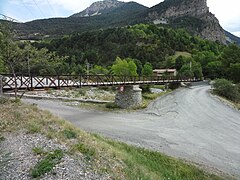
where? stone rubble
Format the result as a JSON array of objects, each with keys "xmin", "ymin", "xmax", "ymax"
[{"xmin": 0, "ymin": 132, "xmax": 110, "ymax": 180}]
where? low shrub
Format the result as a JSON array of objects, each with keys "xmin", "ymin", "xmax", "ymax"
[
  {"xmin": 140, "ymin": 85, "xmax": 152, "ymax": 93},
  {"xmin": 213, "ymin": 79, "xmax": 240, "ymax": 103},
  {"xmin": 168, "ymin": 82, "xmax": 181, "ymax": 90}
]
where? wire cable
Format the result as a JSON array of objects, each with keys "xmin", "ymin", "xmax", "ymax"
[
  {"xmin": 21, "ymin": 0, "xmax": 38, "ymax": 21},
  {"xmin": 46, "ymin": 0, "xmax": 57, "ymax": 16},
  {"xmin": 32, "ymin": 0, "xmax": 46, "ymax": 18}
]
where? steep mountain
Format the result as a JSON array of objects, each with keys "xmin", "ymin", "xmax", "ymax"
[
  {"xmin": 71, "ymin": 0, "xmax": 125, "ymax": 17},
  {"xmin": 8, "ymin": 0, "xmax": 237, "ymax": 44},
  {"xmin": 11, "ymin": 1, "xmax": 147, "ymax": 40},
  {"xmin": 224, "ymin": 30, "xmax": 240, "ymax": 45},
  {"xmin": 145, "ymin": 0, "xmax": 226, "ymax": 43}
]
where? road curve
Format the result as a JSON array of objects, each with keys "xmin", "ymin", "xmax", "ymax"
[{"xmin": 23, "ymin": 84, "xmax": 240, "ymax": 177}]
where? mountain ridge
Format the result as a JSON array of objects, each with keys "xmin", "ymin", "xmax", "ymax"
[
  {"xmin": 144, "ymin": 0, "xmax": 226, "ymax": 43},
  {"xmin": 6, "ymin": 0, "xmax": 240, "ymax": 44},
  {"xmin": 71, "ymin": 0, "xmax": 125, "ymax": 17}
]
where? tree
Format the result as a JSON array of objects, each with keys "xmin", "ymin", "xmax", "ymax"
[
  {"xmin": 175, "ymin": 56, "xmax": 186, "ymax": 71},
  {"xmin": 229, "ymin": 63, "xmax": 240, "ymax": 83},
  {"xmin": 192, "ymin": 61, "xmax": 203, "ymax": 79},
  {"xmin": 142, "ymin": 62, "xmax": 153, "ymax": 76},
  {"xmin": 91, "ymin": 65, "xmax": 109, "ymax": 75},
  {"xmin": 111, "ymin": 57, "xmax": 137, "ymax": 76},
  {"xmin": 177, "ymin": 64, "xmax": 194, "ymax": 78},
  {"xmin": 206, "ymin": 61, "xmax": 224, "ymax": 79},
  {"xmin": 127, "ymin": 59, "xmax": 138, "ymax": 76},
  {"xmin": 0, "ymin": 23, "xmax": 24, "ymax": 98},
  {"xmin": 133, "ymin": 59, "xmax": 143, "ymax": 76}
]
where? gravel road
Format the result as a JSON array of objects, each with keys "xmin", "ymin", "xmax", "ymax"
[{"xmin": 23, "ymin": 83, "xmax": 240, "ymax": 178}]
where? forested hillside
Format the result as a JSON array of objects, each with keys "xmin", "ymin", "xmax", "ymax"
[
  {"xmin": 1, "ymin": 23, "xmax": 240, "ymax": 82},
  {"xmin": 33, "ymin": 24, "xmax": 240, "ymax": 81}
]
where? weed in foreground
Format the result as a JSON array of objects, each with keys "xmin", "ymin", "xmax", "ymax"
[
  {"xmin": 26, "ymin": 122, "xmax": 41, "ymax": 134},
  {"xmin": 32, "ymin": 147, "xmax": 45, "ymax": 155},
  {"xmin": 30, "ymin": 149, "xmax": 64, "ymax": 178},
  {"xmin": 61, "ymin": 129, "xmax": 77, "ymax": 139},
  {"xmin": 0, "ymin": 135, "xmax": 5, "ymax": 142},
  {"xmin": 72, "ymin": 143, "xmax": 95, "ymax": 160}
]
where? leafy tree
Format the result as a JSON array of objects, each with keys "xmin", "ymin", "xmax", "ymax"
[
  {"xmin": 229, "ymin": 63, "xmax": 240, "ymax": 83},
  {"xmin": 221, "ymin": 44, "xmax": 240, "ymax": 67},
  {"xmin": 133, "ymin": 59, "xmax": 143, "ymax": 75},
  {"xmin": 191, "ymin": 61, "xmax": 203, "ymax": 79},
  {"xmin": 206, "ymin": 61, "xmax": 224, "ymax": 79},
  {"xmin": 175, "ymin": 56, "xmax": 186, "ymax": 71},
  {"xmin": 142, "ymin": 62, "xmax": 153, "ymax": 76},
  {"xmin": 177, "ymin": 64, "xmax": 194, "ymax": 78},
  {"xmin": 127, "ymin": 59, "xmax": 138, "ymax": 76},
  {"xmin": 91, "ymin": 65, "xmax": 109, "ymax": 75},
  {"xmin": 111, "ymin": 57, "xmax": 137, "ymax": 76}
]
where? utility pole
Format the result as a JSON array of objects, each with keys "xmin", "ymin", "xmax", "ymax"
[{"xmin": 86, "ymin": 62, "xmax": 90, "ymax": 76}]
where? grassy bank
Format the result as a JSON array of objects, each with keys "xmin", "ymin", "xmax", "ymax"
[
  {"xmin": 212, "ymin": 79, "xmax": 240, "ymax": 110},
  {"xmin": 0, "ymin": 98, "xmax": 224, "ymax": 179}
]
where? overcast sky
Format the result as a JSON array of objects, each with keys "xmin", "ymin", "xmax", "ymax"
[{"xmin": 1, "ymin": 0, "xmax": 240, "ymax": 37}]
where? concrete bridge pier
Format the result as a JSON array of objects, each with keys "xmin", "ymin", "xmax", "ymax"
[{"xmin": 115, "ymin": 85, "xmax": 142, "ymax": 109}]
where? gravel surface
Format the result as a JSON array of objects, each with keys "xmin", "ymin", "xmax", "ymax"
[
  {"xmin": 23, "ymin": 83, "xmax": 240, "ymax": 178},
  {"xmin": 0, "ymin": 132, "xmax": 109, "ymax": 180}
]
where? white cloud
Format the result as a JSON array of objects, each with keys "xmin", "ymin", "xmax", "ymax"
[
  {"xmin": 48, "ymin": 0, "xmax": 92, "ymax": 12},
  {"xmin": 207, "ymin": 0, "xmax": 240, "ymax": 31},
  {"xmin": 232, "ymin": 31, "xmax": 240, "ymax": 37},
  {"xmin": 121, "ymin": 0, "xmax": 163, "ymax": 8}
]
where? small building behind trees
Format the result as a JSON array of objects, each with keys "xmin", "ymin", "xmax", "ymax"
[{"xmin": 153, "ymin": 69, "xmax": 177, "ymax": 77}]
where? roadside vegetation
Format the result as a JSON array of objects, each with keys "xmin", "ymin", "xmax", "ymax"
[
  {"xmin": 212, "ymin": 79, "xmax": 240, "ymax": 109},
  {"xmin": 0, "ymin": 98, "xmax": 224, "ymax": 179}
]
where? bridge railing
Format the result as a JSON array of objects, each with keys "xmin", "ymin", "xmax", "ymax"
[{"xmin": 0, "ymin": 74, "xmax": 201, "ymax": 91}]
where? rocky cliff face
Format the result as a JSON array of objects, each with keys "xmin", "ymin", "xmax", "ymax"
[
  {"xmin": 71, "ymin": 0, "xmax": 125, "ymax": 17},
  {"xmin": 147, "ymin": 0, "xmax": 226, "ymax": 43}
]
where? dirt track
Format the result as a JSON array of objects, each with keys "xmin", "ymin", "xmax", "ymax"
[{"xmin": 23, "ymin": 83, "xmax": 240, "ymax": 178}]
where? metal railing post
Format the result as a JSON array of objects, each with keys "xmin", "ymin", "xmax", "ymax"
[
  {"xmin": 31, "ymin": 75, "xmax": 33, "ymax": 90},
  {"xmin": 79, "ymin": 75, "xmax": 82, "ymax": 88}
]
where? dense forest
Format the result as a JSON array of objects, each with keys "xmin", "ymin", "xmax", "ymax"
[{"xmin": 1, "ymin": 23, "xmax": 240, "ymax": 83}]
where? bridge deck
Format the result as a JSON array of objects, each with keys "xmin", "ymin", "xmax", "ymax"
[{"xmin": 0, "ymin": 74, "xmax": 201, "ymax": 91}]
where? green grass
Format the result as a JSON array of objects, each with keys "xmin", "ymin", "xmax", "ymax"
[
  {"xmin": 61, "ymin": 129, "xmax": 77, "ymax": 139},
  {"xmin": 71, "ymin": 143, "xmax": 96, "ymax": 160},
  {"xmin": 105, "ymin": 102, "xmax": 119, "ymax": 109},
  {"xmin": 32, "ymin": 147, "xmax": 45, "ymax": 155},
  {"xmin": 93, "ymin": 135, "xmax": 221, "ymax": 180},
  {"xmin": 31, "ymin": 149, "xmax": 64, "ymax": 178},
  {"xmin": 26, "ymin": 122, "xmax": 41, "ymax": 134},
  {"xmin": 172, "ymin": 51, "xmax": 192, "ymax": 59}
]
